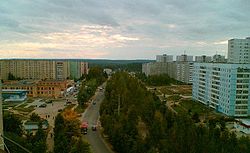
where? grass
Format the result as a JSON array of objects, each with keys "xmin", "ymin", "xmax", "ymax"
[
  {"xmin": 16, "ymin": 103, "xmax": 28, "ymax": 108},
  {"xmin": 14, "ymin": 105, "xmax": 35, "ymax": 113},
  {"xmin": 159, "ymin": 85, "xmax": 192, "ymax": 96},
  {"xmin": 27, "ymin": 98, "xmax": 34, "ymax": 103}
]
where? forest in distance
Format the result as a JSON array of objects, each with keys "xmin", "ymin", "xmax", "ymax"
[{"xmin": 100, "ymin": 72, "xmax": 250, "ymax": 153}]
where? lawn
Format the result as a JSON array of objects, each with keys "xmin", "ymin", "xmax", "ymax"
[
  {"xmin": 159, "ymin": 85, "xmax": 192, "ymax": 96},
  {"xmin": 14, "ymin": 106, "xmax": 35, "ymax": 113}
]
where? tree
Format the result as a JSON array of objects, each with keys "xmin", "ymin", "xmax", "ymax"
[
  {"xmin": 3, "ymin": 113, "xmax": 23, "ymax": 136},
  {"xmin": 30, "ymin": 113, "xmax": 41, "ymax": 122},
  {"xmin": 8, "ymin": 73, "xmax": 16, "ymax": 80},
  {"xmin": 71, "ymin": 137, "xmax": 91, "ymax": 153}
]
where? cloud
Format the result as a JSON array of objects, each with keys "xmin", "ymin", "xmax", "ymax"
[{"xmin": 0, "ymin": 0, "xmax": 250, "ymax": 59}]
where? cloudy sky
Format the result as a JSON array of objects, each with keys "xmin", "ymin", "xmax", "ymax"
[{"xmin": 0, "ymin": 0, "xmax": 249, "ymax": 59}]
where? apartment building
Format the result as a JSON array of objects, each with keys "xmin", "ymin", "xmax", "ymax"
[
  {"xmin": 176, "ymin": 54, "xmax": 193, "ymax": 62},
  {"xmin": 142, "ymin": 62, "xmax": 169, "ymax": 76},
  {"xmin": 156, "ymin": 54, "xmax": 173, "ymax": 63},
  {"xmin": 192, "ymin": 63, "xmax": 250, "ymax": 117},
  {"xmin": 195, "ymin": 55, "xmax": 212, "ymax": 62},
  {"xmin": 228, "ymin": 37, "xmax": 250, "ymax": 64},
  {"xmin": 212, "ymin": 54, "xmax": 227, "ymax": 63},
  {"xmin": 142, "ymin": 54, "xmax": 193, "ymax": 84},
  {"xmin": 0, "ymin": 59, "xmax": 88, "ymax": 80}
]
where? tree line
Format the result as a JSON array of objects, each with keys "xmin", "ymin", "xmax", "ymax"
[
  {"xmin": 136, "ymin": 73, "xmax": 185, "ymax": 86},
  {"xmin": 77, "ymin": 67, "xmax": 107, "ymax": 107},
  {"xmin": 100, "ymin": 72, "xmax": 250, "ymax": 153}
]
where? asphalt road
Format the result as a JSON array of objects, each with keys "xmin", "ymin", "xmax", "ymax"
[{"xmin": 81, "ymin": 83, "xmax": 113, "ymax": 153}]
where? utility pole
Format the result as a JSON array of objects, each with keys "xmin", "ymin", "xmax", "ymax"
[{"xmin": 0, "ymin": 80, "xmax": 4, "ymax": 151}]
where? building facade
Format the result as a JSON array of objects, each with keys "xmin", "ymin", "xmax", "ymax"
[
  {"xmin": 195, "ymin": 55, "xmax": 212, "ymax": 62},
  {"xmin": 212, "ymin": 54, "xmax": 227, "ymax": 63},
  {"xmin": 176, "ymin": 54, "xmax": 193, "ymax": 62},
  {"xmin": 0, "ymin": 59, "xmax": 88, "ymax": 80},
  {"xmin": 69, "ymin": 60, "xmax": 88, "ymax": 79},
  {"xmin": 192, "ymin": 63, "xmax": 250, "ymax": 117},
  {"xmin": 156, "ymin": 54, "xmax": 173, "ymax": 63},
  {"xmin": 2, "ymin": 80, "xmax": 74, "ymax": 99},
  {"xmin": 142, "ymin": 61, "xmax": 193, "ymax": 84},
  {"xmin": 228, "ymin": 37, "xmax": 250, "ymax": 64},
  {"xmin": 142, "ymin": 62, "xmax": 169, "ymax": 76}
]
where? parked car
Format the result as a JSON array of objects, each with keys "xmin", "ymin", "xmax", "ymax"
[
  {"xmin": 66, "ymin": 101, "xmax": 72, "ymax": 105},
  {"xmin": 39, "ymin": 103, "xmax": 47, "ymax": 108},
  {"xmin": 46, "ymin": 100, "xmax": 53, "ymax": 104}
]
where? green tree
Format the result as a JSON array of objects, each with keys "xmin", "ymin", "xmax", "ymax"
[
  {"xmin": 30, "ymin": 113, "xmax": 41, "ymax": 122},
  {"xmin": 3, "ymin": 113, "xmax": 23, "ymax": 136},
  {"xmin": 71, "ymin": 137, "xmax": 91, "ymax": 153}
]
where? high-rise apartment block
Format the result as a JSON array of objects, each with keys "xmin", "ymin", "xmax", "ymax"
[
  {"xmin": 156, "ymin": 54, "xmax": 173, "ymax": 62},
  {"xmin": 192, "ymin": 37, "xmax": 250, "ymax": 117},
  {"xmin": 192, "ymin": 63, "xmax": 250, "ymax": 117},
  {"xmin": 195, "ymin": 55, "xmax": 212, "ymax": 62},
  {"xmin": 0, "ymin": 59, "xmax": 88, "ymax": 80},
  {"xmin": 142, "ymin": 54, "xmax": 193, "ymax": 84},
  {"xmin": 228, "ymin": 37, "xmax": 250, "ymax": 64},
  {"xmin": 176, "ymin": 54, "xmax": 193, "ymax": 62},
  {"xmin": 212, "ymin": 54, "xmax": 227, "ymax": 63}
]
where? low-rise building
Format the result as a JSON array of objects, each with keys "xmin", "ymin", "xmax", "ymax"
[
  {"xmin": 2, "ymin": 90, "xmax": 28, "ymax": 102},
  {"xmin": 234, "ymin": 119, "xmax": 250, "ymax": 134},
  {"xmin": 2, "ymin": 80, "xmax": 74, "ymax": 99}
]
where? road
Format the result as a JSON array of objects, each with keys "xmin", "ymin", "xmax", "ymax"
[{"xmin": 81, "ymin": 83, "xmax": 113, "ymax": 153}]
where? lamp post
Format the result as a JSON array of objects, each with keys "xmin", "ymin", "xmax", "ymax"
[{"xmin": 0, "ymin": 80, "xmax": 4, "ymax": 150}]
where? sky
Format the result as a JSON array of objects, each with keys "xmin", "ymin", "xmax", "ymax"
[{"xmin": 0, "ymin": 0, "xmax": 249, "ymax": 60}]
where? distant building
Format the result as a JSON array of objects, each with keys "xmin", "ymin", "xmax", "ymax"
[
  {"xmin": 195, "ymin": 55, "xmax": 212, "ymax": 62},
  {"xmin": 228, "ymin": 37, "xmax": 250, "ymax": 64},
  {"xmin": 142, "ymin": 62, "xmax": 169, "ymax": 76},
  {"xmin": 175, "ymin": 62, "xmax": 193, "ymax": 84},
  {"xmin": 234, "ymin": 119, "xmax": 250, "ymax": 134},
  {"xmin": 212, "ymin": 54, "xmax": 227, "ymax": 63},
  {"xmin": 142, "ymin": 61, "xmax": 193, "ymax": 84},
  {"xmin": 192, "ymin": 63, "xmax": 250, "ymax": 117},
  {"xmin": 0, "ymin": 59, "xmax": 89, "ymax": 80},
  {"xmin": 104, "ymin": 68, "xmax": 112, "ymax": 76},
  {"xmin": 176, "ymin": 54, "xmax": 193, "ymax": 62},
  {"xmin": 69, "ymin": 60, "xmax": 88, "ymax": 79},
  {"xmin": 2, "ymin": 90, "xmax": 28, "ymax": 102},
  {"xmin": 156, "ymin": 54, "xmax": 173, "ymax": 63}
]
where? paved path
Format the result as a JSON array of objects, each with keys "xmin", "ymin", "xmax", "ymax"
[{"xmin": 81, "ymin": 83, "xmax": 114, "ymax": 153}]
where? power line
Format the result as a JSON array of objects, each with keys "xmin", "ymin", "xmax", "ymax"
[{"xmin": 0, "ymin": 134, "xmax": 32, "ymax": 153}]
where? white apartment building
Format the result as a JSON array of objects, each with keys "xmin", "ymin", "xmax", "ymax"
[
  {"xmin": 192, "ymin": 63, "xmax": 250, "ymax": 117},
  {"xmin": 156, "ymin": 54, "xmax": 173, "ymax": 63},
  {"xmin": 228, "ymin": 37, "xmax": 250, "ymax": 64}
]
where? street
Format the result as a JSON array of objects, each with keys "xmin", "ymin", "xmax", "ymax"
[{"xmin": 81, "ymin": 83, "xmax": 114, "ymax": 153}]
